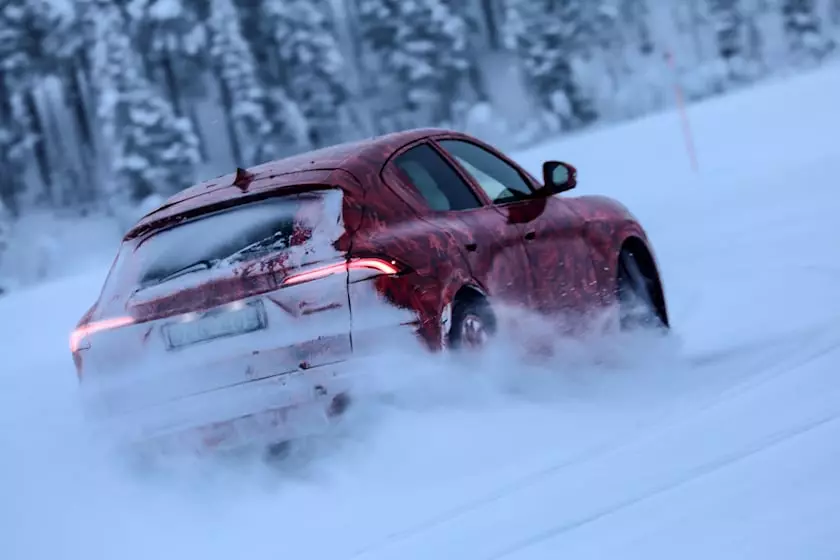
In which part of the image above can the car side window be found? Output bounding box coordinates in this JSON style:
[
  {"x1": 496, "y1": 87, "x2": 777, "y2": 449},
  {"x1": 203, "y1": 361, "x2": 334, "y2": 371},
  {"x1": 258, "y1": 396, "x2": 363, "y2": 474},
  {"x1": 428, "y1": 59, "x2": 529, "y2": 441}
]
[
  {"x1": 392, "y1": 144, "x2": 483, "y2": 211},
  {"x1": 438, "y1": 140, "x2": 534, "y2": 204}
]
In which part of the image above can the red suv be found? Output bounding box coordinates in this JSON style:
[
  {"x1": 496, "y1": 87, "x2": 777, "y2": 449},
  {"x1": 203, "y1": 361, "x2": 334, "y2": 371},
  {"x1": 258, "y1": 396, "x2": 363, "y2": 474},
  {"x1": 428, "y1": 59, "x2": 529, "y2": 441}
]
[{"x1": 70, "y1": 128, "x2": 668, "y2": 455}]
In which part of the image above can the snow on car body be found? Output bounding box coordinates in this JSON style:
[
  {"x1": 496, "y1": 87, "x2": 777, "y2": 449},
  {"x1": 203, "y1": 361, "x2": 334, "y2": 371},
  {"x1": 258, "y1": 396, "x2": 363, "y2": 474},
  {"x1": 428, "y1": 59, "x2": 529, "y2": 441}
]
[{"x1": 70, "y1": 127, "x2": 669, "y2": 454}]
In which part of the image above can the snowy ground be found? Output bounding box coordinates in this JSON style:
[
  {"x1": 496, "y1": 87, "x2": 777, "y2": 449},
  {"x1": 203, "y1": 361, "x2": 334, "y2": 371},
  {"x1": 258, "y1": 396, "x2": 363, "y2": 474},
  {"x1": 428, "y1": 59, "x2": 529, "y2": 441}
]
[{"x1": 2, "y1": 63, "x2": 840, "y2": 560}]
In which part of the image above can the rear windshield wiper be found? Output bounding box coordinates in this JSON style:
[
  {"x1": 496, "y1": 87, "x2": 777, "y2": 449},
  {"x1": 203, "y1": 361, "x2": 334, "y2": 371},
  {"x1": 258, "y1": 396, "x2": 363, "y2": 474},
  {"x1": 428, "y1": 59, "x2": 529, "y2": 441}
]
[
  {"x1": 156, "y1": 259, "x2": 216, "y2": 284},
  {"x1": 224, "y1": 234, "x2": 290, "y2": 264}
]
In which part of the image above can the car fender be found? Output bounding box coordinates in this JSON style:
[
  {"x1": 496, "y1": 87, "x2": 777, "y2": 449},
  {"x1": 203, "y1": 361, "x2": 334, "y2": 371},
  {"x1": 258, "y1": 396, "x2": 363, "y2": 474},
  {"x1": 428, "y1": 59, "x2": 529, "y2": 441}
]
[
  {"x1": 580, "y1": 195, "x2": 665, "y2": 278},
  {"x1": 565, "y1": 195, "x2": 662, "y2": 303}
]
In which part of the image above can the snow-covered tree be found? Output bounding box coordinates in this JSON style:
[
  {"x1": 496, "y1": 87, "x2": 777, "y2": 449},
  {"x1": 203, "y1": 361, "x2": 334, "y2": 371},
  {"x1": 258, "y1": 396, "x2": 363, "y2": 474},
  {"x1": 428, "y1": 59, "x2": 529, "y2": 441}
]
[
  {"x1": 581, "y1": 1, "x2": 622, "y2": 56},
  {"x1": 0, "y1": 0, "x2": 74, "y2": 90},
  {"x1": 744, "y1": 3, "x2": 767, "y2": 73},
  {"x1": 708, "y1": 0, "x2": 743, "y2": 62},
  {"x1": 85, "y1": 0, "x2": 200, "y2": 208},
  {"x1": 0, "y1": 79, "x2": 27, "y2": 217},
  {"x1": 502, "y1": 0, "x2": 598, "y2": 128},
  {"x1": 257, "y1": 0, "x2": 350, "y2": 147},
  {"x1": 2, "y1": 0, "x2": 840, "y2": 235},
  {"x1": 584, "y1": 1, "x2": 626, "y2": 84},
  {"x1": 781, "y1": 0, "x2": 834, "y2": 62},
  {"x1": 0, "y1": 197, "x2": 9, "y2": 288},
  {"x1": 357, "y1": 0, "x2": 474, "y2": 128},
  {"x1": 619, "y1": 0, "x2": 653, "y2": 55},
  {"x1": 707, "y1": 0, "x2": 753, "y2": 82},
  {"x1": 126, "y1": 0, "x2": 210, "y2": 161},
  {"x1": 0, "y1": 94, "x2": 26, "y2": 218},
  {"x1": 208, "y1": 0, "x2": 278, "y2": 166},
  {"x1": 127, "y1": 0, "x2": 208, "y2": 109},
  {"x1": 0, "y1": 0, "x2": 78, "y2": 207}
]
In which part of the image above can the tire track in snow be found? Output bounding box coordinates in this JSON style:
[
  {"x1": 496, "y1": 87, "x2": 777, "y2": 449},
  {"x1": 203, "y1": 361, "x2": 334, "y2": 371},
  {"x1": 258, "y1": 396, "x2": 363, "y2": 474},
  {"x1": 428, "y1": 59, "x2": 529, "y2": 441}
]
[
  {"x1": 487, "y1": 372, "x2": 840, "y2": 559},
  {"x1": 346, "y1": 325, "x2": 840, "y2": 560},
  {"x1": 687, "y1": 321, "x2": 840, "y2": 408}
]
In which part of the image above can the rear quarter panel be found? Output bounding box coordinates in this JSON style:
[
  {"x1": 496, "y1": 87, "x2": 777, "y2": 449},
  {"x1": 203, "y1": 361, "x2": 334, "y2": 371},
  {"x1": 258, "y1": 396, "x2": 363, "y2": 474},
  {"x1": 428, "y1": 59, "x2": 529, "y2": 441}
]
[{"x1": 344, "y1": 166, "x2": 474, "y2": 352}]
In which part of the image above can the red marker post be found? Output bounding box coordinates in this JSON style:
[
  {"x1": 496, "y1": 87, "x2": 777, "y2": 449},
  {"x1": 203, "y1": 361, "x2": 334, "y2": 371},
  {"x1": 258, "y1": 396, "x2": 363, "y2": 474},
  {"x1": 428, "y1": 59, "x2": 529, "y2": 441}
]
[{"x1": 665, "y1": 50, "x2": 699, "y2": 173}]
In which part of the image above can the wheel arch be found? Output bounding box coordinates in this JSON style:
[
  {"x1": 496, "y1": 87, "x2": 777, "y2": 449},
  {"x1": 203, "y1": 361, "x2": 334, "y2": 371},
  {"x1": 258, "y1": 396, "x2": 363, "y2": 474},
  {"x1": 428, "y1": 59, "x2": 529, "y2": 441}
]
[
  {"x1": 618, "y1": 235, "x2": 670, "y2": 328},
  {"x1": 452, "y1": 283, "x2": 487, "y2": 303},
  {"x1": 441, "y1": 282, "x2": 493, "y2": 347},
  {"x1": 445, "y1": 283, "x2": 498, "y2": 349}
]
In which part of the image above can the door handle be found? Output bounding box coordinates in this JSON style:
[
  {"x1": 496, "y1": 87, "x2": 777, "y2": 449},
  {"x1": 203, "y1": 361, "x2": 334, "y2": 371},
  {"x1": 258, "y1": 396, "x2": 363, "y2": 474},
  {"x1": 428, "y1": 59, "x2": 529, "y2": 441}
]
[
  {"x1": 465, "y1": 242, "x2": 478, "y2": 252},
  {"x1": 524, "y1": 230, "x2": 536, "y2": 241}
]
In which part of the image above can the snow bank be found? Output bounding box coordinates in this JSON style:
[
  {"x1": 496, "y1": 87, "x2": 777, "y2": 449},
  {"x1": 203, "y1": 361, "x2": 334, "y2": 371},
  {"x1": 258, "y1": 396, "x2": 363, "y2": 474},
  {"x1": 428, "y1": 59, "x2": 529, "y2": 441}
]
[{"x1": 0, "y1": 210, "x2": 122, "y2": 293}]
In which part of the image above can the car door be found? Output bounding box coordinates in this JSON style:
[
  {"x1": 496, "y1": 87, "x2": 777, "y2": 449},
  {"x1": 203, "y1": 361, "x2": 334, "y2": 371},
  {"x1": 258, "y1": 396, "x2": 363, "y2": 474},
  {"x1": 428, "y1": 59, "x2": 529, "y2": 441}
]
[
  {"x1": 434, "y1": 137, "x2": 598, "y2": 319},
  {"x1": 382, "y1": 141, "x2": 535, "y2": 310}
]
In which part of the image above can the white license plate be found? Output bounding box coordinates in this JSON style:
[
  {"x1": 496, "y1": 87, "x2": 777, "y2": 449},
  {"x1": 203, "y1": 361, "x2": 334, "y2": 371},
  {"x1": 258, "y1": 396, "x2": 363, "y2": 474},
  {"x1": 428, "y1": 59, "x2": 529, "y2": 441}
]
[{"x1": 164, "y1": 301, "x2": 266, "y2": 350}]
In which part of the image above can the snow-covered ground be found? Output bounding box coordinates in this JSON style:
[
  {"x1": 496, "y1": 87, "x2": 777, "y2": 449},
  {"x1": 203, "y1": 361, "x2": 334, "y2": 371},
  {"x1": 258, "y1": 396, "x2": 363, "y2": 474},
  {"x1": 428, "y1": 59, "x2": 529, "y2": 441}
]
[{"x1": 2, "y1": 63, "x2": 840, "y2": 560}]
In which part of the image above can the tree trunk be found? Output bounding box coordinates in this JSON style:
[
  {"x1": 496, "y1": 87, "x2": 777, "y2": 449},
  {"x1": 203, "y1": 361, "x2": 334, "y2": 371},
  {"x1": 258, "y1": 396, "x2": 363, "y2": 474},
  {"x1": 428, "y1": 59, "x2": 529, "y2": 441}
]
[
  {"x1": 160, "y1": 52, "x2": 208, "y2": 161},
  {"x1": 217, "y1": 75, "x2": 243, "y2": 166},
  {"x1": 67, "y1": 58, "x2": 94, "y2": 152},
  {"x1": 160, "y1": 52, "x2": 183, "y2": 116},
  {"x1": 0, "y1": 75, "x2": 22, "y2": 217},
  {"x1": 23, "y1": 91, "x2": 51, "y2": 202},
  {"x1": 480, "y1": 0, "x2": 502, "y2": 50}
]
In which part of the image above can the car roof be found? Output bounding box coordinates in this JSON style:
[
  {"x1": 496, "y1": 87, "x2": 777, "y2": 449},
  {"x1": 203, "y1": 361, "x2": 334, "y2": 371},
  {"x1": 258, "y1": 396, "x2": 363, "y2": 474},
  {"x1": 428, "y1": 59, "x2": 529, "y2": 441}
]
[{"x1": 126, "y1": 127, "x2": 454, "y2": 240}]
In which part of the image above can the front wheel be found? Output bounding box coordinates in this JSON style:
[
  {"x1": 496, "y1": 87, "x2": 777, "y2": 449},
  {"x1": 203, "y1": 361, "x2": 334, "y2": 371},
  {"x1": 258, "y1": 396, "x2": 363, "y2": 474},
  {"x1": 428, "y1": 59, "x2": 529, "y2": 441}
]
[{"x1": 616, "y1": 249, "x2": 668, "y2": 331}]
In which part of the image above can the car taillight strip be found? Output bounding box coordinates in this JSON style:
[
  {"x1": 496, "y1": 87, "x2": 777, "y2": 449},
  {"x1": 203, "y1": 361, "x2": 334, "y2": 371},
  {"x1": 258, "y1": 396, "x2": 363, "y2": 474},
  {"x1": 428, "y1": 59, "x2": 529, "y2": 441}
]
[
  {"x1": 283, "y1": 258, "x2": 400, "y2": 286},
  {"x1": 70, "y1": 316, "x2": 135, "y2": 352},
  {"x1": 68, "y1": 259, "x2": 399, "y2": 350}
]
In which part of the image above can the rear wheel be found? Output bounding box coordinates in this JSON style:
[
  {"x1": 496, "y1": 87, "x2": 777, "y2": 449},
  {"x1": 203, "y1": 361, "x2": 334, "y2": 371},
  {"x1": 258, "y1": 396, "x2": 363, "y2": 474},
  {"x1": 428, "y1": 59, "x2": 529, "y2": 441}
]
[
  {"x1": 616, "y1": 249, "x2": 668, "y2": 331},
  {"x1": 448, "y1": 295, "x2": 496, "y2": 351}
]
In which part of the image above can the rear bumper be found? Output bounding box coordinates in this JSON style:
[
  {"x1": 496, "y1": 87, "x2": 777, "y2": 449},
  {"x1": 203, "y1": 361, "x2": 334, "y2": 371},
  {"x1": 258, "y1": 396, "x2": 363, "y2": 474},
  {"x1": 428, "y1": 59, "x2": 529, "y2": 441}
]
[
  {"x1": 79, "y1": 314, "x2": 431, "y2": 455},
  {"x1": 82, "y1": 362, "x2": 355, "y2": 455}
]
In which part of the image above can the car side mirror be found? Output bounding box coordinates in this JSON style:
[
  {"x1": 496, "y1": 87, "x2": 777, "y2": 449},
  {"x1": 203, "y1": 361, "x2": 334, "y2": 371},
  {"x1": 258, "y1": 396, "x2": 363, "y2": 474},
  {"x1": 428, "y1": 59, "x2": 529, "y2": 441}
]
[{"x1": 541, "y1": 161, "x2": 577, "y2": 194}]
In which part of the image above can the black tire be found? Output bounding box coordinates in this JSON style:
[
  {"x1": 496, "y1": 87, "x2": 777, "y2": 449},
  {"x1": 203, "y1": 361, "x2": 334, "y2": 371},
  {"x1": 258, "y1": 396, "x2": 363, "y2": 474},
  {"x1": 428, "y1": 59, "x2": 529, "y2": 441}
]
[
  {"x1": 616, "y1": 249, "x2": 668, "y2": 331},
  {"x1": 448, "y1": 295, "x2": 497, "y2": 350},
  {"x1": 264, "y1": 440, "x2": 293, "y2": 461}
]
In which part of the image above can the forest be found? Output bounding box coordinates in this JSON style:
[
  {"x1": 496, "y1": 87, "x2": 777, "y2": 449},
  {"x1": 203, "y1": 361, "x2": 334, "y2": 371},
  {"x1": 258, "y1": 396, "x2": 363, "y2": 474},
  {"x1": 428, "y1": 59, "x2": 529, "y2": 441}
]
[{"x1": 0, "y1": 0, "x2": 838, "y2": 287}]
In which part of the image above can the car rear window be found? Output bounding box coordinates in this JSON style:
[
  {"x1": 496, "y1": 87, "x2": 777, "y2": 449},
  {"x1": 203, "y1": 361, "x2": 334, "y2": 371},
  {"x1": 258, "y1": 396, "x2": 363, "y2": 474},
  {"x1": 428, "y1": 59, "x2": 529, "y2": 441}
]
[{"x1": 119, "y1": 189, "x2": 344, "y2": 290}]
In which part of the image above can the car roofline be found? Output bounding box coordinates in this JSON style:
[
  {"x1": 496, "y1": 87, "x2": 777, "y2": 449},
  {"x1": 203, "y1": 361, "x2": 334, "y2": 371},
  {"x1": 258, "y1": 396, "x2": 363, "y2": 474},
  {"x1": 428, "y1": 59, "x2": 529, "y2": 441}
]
[
  {"x1": 124, "y1": 179, "x2": 343, "y2": 242},
  {"x1": 125, "y1": 127, "x2": 459, "y2": 240}
]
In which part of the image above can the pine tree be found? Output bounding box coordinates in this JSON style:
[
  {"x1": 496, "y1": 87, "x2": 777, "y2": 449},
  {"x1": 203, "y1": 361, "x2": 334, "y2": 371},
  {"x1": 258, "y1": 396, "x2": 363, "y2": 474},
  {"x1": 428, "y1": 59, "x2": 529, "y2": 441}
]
[
  {"x1": 585, "y1": 0, "x2": 626, "y2": 88},
  {"x1": 0, "y1": 196, "x2": 9, "y2": 292},
  {"x1": 85, "y1": 0, "x2": 200, "y2": 208},
  {"x1": 258, "y1": 0, "x2": 350, "y2": 147},
  {"x1": 0, "y1": 196, "x2": 8, "y2": 241},
  {"x1": 127, "y1": 0, "x2": 210, "y2": 157},
  {"x1": 781, "y1": 0, "x2": 833, "y2": 62},
  {"x1": 0, "y1": 92, "x2": 26, "y2": 218},
  {"x1": 0, "y1": 0, "x2": 76, "y2": 208},
  {"x1": 707, "y1": 0, "x2": 750, "y2": 82},
  {"x1": 128, "y1": 0, "x2": 208, "y2": 109},
  {"x1": 582, "y1": 1, "x2": 621, "y2": 55},
  {"x1": 827, "y1": 0, "x2": 840, "y2": 43},
  {"x1": 0, "y1": 76, "x2": 27, "y2": 219},
  {"x1": 357, "y1": 0, "x2": 474, "y2": 127},
  {"x1": 744, "y1": 3, "x2": 766, "y2": 74},
  {"x1": 207, "y1": 0, "x2": 278, "y2": 166},
  {"x1": 0, "y1": 0, "x2": 73, "y2": 90},
  {"x1": 619, "y1": 0, "x2": 653, "y2": 55},
  {"x1": 502, "y1": 0, "x2": 598, "y2": 128}
]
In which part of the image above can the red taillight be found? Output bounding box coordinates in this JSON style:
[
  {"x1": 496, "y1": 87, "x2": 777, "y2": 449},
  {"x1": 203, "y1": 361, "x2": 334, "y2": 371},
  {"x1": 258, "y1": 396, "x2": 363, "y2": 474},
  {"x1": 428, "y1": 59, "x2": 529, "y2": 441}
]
[
  {"x1": 283, "y1": 257, "x2": 401, "y2": 287},
  {"x1": 70, "y1": 316, "x2": 135, "y2": 353}
]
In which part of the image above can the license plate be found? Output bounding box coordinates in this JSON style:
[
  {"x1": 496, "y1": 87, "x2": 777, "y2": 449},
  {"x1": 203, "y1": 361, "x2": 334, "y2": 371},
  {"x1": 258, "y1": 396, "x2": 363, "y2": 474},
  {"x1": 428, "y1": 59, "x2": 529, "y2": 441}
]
[{"x1": 163, "y1": 301, "x2": 267, "y2": 350}]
